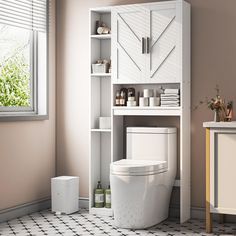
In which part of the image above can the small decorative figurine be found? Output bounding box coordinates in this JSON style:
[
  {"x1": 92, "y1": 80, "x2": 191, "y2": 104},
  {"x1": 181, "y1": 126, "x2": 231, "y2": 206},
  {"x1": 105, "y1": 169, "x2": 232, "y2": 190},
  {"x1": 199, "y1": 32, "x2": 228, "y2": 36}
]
[
  {"x1": 225, "y1": 101, "x2": 233, "y2": 122},
  {"x1": 96, "y1": 22, "x2": 111, "y2": 35}
]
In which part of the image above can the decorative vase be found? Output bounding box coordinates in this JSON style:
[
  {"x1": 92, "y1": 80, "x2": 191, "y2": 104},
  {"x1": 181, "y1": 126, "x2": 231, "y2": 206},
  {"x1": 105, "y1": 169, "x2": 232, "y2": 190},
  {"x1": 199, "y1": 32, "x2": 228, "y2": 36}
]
[{"x1": 214, "y1": 110, "x2": 220, "y2": 122}]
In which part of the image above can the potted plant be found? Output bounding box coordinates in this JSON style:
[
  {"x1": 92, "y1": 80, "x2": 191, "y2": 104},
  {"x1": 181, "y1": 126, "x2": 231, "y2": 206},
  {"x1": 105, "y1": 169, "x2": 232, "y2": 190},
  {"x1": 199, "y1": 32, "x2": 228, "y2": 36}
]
[{"x1": 194, "y1": 85, "x2": 232, "y2": 122}]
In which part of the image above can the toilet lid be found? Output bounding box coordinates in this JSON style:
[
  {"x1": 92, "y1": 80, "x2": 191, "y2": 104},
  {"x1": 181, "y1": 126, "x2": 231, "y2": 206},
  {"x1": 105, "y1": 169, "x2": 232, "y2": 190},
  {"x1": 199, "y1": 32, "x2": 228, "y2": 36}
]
[{"x1": 110, "y1": 159, "x2": 167, "y2": 176}]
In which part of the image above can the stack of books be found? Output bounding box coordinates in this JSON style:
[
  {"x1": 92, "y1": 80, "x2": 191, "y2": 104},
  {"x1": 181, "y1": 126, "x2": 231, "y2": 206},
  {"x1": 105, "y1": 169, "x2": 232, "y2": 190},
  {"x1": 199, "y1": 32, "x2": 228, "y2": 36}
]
[{"x1": 160, "y1": 89, "x2": 180, "y2": 107}]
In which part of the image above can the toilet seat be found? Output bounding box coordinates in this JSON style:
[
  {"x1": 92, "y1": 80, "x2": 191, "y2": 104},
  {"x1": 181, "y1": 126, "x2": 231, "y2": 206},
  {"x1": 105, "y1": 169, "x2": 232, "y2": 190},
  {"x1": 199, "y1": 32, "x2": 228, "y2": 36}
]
[{"x1": 110, "y1": 159, "x2": 167, "y2": 176}]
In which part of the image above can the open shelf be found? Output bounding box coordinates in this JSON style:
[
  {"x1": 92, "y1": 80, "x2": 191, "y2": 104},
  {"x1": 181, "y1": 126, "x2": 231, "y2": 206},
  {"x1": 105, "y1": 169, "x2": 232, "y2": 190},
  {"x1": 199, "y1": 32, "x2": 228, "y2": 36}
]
[
  {"x1": 90, "y1": 207, "x2": 113, "y2": 216},
  {"x1": 91, "y1": 128, "x2": 111, "y2": 132},
  {"x1": 91, "y1": 73, "x2": 111, "y2": 77},
  {"x1": 91, "y1": 34, "x2": 111, "y2": 39},
  {"x1": 113, "y1": 106, "x2": 181, "y2": 116},
  {"x1": 90, "y1": 7, "x2": 113, "y2": 218}
]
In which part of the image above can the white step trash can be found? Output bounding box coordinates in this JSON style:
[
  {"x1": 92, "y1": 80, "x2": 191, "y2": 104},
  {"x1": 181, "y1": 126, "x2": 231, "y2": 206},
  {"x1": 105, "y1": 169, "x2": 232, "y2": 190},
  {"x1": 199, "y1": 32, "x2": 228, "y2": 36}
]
[{"x1": 51, "y1": 176, "x2": 79, "y2": 214}]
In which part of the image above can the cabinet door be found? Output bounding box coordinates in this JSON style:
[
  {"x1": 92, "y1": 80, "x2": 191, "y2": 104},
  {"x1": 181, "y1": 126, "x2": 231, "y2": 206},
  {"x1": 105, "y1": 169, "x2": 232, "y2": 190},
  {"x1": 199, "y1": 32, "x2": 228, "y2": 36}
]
[
  {"x1": 146, "y1": 3, "x2": 180, "y2": 83},
  {"x1": 112, "y1": 6, "x2": 147, "y2": 83},
  {"x1": 210, "y1": 130, "x2": 236, "y2": 214}
]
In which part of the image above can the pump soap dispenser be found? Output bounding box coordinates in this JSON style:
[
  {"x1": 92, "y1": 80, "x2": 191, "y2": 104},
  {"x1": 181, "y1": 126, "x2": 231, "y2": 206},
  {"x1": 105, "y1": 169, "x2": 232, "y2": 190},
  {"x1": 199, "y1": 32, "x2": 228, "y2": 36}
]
[{"x1": 94, "y1": 181, "x2": 104, "y2": 208}]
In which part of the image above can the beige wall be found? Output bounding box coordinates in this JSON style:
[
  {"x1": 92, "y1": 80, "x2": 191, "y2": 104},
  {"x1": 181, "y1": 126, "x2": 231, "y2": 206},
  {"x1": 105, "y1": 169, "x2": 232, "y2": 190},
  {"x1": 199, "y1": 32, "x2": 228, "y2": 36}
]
[
  {"x1": 0, "y1": 0, "x2": 56, "y2": 210},
  {"x1": 56, "y1": 0, "x2": 236, "y2": 208}
]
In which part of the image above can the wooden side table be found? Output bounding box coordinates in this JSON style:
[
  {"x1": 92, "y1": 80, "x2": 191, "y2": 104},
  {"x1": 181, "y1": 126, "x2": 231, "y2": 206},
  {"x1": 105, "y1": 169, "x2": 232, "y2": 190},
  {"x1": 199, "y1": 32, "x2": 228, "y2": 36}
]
[{"x1": 203, "y1": 121, "x2": 236, "y2": 233}]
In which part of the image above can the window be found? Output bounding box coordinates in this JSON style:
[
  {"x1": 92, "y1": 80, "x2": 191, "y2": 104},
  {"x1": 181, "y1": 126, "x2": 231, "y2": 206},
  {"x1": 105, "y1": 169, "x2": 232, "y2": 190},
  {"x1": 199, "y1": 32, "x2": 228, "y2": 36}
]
[{"x1": 0, "y1": 0, "x2": 48, "y2": 119}]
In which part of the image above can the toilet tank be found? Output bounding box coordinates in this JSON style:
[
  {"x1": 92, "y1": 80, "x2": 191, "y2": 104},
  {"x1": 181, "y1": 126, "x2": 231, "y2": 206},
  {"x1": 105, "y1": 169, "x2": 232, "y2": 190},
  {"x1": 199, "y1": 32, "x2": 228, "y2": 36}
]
[{"x1": 126, "y1": 127, "x2": 177, "y2": 162}]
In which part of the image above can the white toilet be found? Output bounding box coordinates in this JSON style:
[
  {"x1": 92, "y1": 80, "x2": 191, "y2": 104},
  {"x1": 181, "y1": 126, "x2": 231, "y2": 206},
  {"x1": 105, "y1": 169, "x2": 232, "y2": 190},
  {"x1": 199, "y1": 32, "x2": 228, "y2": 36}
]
[{"x1": 110, "y1": 127, "x2": 177, "y2": 229}]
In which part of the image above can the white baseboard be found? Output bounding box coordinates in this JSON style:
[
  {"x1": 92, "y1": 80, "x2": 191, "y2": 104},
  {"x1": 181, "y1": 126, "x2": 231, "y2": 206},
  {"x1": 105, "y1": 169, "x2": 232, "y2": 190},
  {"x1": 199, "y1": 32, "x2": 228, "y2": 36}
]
[
  {"x1": 0, "y1": 198, "x2": 51, "y2": 223},
  {"x1": 0, "y1": 197, "x2": 89, "y2": 223},
  {"x1": 169, "y1": 204, "x2": 236, "y2": 222},
  {"x1": 79, "y1": 197, "x2": 89, "y2": 209},
  {"x1": 1, "y1": 199, "x2": 236, "y2": 223},
  {"x1": 169, "y1": 204, "x2": 205, "y2": 220}
]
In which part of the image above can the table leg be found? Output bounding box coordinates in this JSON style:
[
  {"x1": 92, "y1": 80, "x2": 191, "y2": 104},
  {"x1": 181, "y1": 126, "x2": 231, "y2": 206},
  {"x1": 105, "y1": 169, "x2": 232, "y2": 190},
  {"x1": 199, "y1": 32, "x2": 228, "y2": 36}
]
[
  {"x1": 206, "y1": 128, "x2": 212, "y2": 233},
  {"x1": 219, "y1": 214, "x2": 224, "y2": 224}
]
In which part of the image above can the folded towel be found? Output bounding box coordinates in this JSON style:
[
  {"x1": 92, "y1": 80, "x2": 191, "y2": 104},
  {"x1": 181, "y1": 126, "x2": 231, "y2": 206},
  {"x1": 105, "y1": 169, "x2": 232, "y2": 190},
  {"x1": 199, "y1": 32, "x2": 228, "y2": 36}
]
[
  {"x1": 161, "y1": 94, "x2": 180, "y2": 98},
  {"x1": 161, "y1": 104, "x2": 179, "y2": 107},
  {"x1": 161, "y1": 104, "x2": 180, "y2": 107},
  {"x1": 161, "y1": 103, "x2": 180, "y2": 106},
  {"x1": 164, "y1": 89, "x2": 179, "y2": 94},
  {"x1": 161, "y1": 98, "x2": 180, "y2": 102},
  {"x1": 161, "y1": 100, "x2": 179, "y2": 104}
]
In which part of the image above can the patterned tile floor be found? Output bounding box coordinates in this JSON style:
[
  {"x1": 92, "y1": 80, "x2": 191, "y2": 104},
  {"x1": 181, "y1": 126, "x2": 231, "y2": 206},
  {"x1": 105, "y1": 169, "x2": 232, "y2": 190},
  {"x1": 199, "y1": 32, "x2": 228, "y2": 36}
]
[{"x1": 0, "y1": 209, "x2": 235, "y2": 236}]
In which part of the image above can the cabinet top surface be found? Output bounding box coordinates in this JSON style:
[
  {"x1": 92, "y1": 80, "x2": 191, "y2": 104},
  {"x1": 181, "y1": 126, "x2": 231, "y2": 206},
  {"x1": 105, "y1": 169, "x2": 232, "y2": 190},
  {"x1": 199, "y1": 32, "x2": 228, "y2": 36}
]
[
  {"x1": 90, "y1": 0, "x2": 188, "y2": 12},
  {"x1": 203, "y1": 121, "x2": 236, "y2": 128}
]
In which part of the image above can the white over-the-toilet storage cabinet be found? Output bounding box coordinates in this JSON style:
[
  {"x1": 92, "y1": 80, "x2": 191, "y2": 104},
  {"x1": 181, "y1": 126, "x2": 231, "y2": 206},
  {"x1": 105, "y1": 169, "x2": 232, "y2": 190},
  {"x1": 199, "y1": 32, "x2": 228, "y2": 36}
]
[{"x1": 89, "y1": 0, "x2": 191, "y2": 223}]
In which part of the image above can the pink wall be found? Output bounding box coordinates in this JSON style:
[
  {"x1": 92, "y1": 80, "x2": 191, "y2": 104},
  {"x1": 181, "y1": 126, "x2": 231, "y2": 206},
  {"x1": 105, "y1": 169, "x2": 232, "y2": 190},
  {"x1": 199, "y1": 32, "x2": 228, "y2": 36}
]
[{"x1": 0, "y1": 0, "x2": 56, "y2": 210}]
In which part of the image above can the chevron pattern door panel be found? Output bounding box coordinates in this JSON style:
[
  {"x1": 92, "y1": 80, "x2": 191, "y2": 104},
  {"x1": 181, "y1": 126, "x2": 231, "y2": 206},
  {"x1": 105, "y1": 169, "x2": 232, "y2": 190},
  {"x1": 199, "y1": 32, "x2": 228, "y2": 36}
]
[
  {"x1": 147, "y1": 4, "x2": 179, "y2": 83},
  {"x1": 112, "y1": 6, "x2": 146, "y2": 83}
]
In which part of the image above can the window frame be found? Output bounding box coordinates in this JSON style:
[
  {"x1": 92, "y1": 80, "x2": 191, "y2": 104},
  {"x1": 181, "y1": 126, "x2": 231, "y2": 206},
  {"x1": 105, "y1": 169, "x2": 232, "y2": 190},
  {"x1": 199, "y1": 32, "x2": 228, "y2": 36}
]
[{"x1": 0, "y1": 1, "x2": 49, "y2": 121}]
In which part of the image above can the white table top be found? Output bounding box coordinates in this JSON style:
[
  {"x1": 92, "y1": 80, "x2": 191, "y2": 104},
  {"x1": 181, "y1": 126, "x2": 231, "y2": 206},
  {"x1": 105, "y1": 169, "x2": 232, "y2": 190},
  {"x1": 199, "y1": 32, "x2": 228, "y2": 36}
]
[{"x1": 203, "y1": 121, "x2": 236, "y2": 128}]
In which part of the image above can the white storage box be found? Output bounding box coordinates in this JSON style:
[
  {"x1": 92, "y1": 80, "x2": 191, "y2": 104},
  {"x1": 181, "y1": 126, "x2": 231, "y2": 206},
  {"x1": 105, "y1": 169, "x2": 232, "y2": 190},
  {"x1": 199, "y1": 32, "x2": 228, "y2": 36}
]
[
  {"x1": 99, "y1": 117, "x2": 111, "y2": 129},
  {"x1": 51, "y1": 176, "x2": 79, "y2": 214},
  {"x1": 92, "y1": 63, "x2": 109, "y2": 74}
]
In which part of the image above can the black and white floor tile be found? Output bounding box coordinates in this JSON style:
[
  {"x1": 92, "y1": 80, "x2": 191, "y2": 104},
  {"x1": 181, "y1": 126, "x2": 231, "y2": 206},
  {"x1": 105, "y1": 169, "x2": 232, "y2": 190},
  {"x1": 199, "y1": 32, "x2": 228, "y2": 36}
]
[{"x1": 0, "y1": 209, "x2": 235, "y2": 236}]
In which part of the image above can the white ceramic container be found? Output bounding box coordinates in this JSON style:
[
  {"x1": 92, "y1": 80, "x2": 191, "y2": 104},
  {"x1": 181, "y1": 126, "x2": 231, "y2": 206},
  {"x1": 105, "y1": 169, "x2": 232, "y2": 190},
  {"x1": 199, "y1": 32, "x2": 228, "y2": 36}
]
[{"x1": 99, "y1": 117, "x2": 111, "y2": 129}]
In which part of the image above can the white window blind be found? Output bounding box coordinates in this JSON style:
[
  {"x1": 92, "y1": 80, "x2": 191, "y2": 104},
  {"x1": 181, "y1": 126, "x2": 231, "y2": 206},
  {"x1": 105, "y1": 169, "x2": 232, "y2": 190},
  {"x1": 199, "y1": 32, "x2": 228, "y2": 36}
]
[{"x1": 0, "y1": 0, "x2": 47, "y2": 32}]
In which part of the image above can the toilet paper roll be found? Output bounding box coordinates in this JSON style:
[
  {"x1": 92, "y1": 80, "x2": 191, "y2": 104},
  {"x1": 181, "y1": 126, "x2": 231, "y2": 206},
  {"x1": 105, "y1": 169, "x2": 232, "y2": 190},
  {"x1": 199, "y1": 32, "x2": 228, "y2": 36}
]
[
  {"x1": 149, "y1": 97, "x2": 160, "y2": 106},
  {"x1": 139, "y1": 97, "x2": 149, "y2": 107},
  {"x1": 143, "y1": 89, "x2": 154, "y2": 98}
]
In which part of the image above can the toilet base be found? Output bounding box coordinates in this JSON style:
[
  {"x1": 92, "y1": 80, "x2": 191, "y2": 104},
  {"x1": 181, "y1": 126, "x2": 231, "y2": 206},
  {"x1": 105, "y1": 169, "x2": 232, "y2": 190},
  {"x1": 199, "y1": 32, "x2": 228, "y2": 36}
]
[
  {"x1": 111, "y1": 172, "x2": 174, "y2": 229},
  {"x1": 114, "y1": 212, "x2": 168, "y2": 229}
]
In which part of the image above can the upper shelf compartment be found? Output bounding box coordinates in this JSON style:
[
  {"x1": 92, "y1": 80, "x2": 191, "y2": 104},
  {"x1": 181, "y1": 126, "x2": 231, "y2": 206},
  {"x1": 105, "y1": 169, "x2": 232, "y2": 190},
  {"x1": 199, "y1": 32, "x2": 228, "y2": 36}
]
[
  {"x1": 90, "y1": 8, "x2": 111, "y2": 36},
  {"x1": 90, "y1": 9, "x2": 111, "y2": 75}
]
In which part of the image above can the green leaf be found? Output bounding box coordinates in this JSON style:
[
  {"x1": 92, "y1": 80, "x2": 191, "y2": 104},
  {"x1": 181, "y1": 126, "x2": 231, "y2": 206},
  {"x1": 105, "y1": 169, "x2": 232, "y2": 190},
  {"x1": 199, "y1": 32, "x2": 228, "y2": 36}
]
[{"x1": 0, "y1": 54, "x2": 30, "y2": 107}]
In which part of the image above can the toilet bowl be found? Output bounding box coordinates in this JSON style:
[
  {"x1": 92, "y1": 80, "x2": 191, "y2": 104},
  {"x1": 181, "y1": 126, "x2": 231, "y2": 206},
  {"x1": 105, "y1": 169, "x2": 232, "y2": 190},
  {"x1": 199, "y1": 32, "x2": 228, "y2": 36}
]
[{"x1": 110, "y1": 127, "x2": 177, "y2": 229}]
